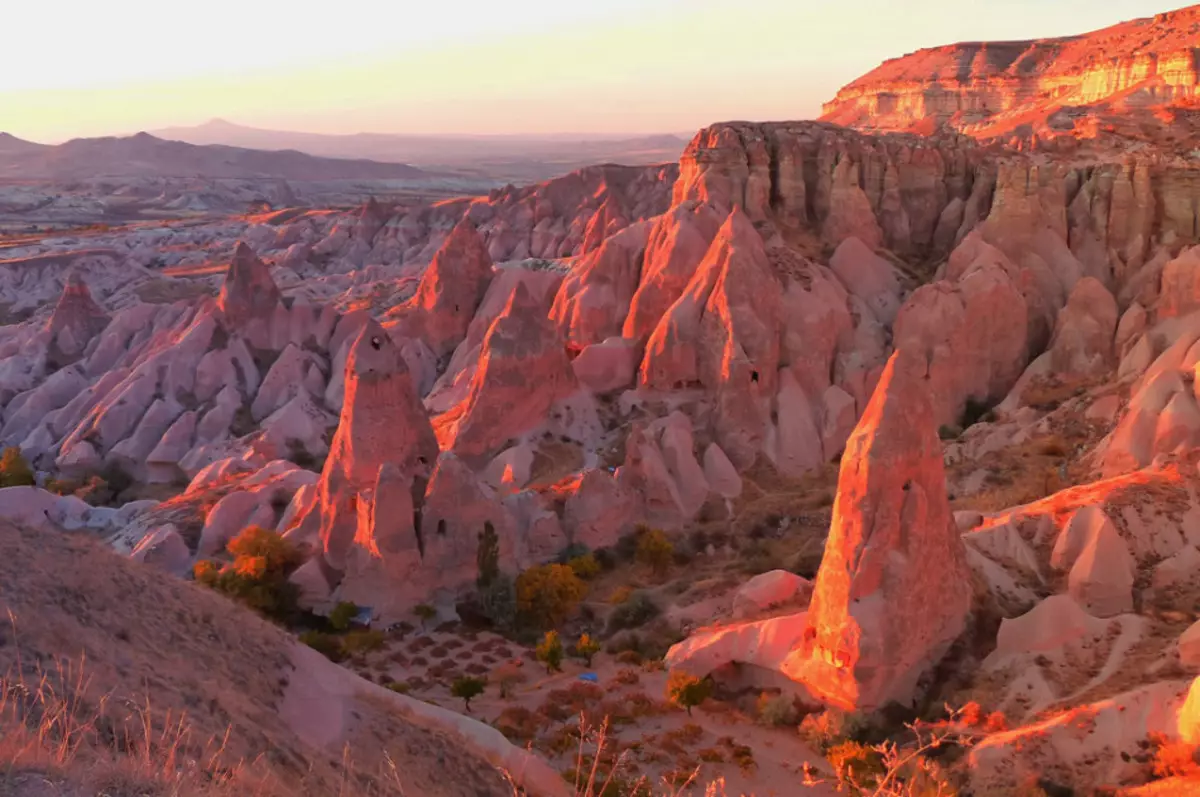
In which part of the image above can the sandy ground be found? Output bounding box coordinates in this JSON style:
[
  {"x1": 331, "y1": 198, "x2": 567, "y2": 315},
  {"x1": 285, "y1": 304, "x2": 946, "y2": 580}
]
[{"x1": 346, "y1": 621, "x2": 836, "y2": 796}]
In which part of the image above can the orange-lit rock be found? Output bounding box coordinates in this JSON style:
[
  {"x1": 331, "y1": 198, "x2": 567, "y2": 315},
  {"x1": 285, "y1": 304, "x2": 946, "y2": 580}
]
[
  {"x1": 387, "y1": 218, "x2": 494, "y2": 358},
  {"x1": 640, "y1": 209, "x2": 780, "y2": 467},
  {"x1": 785, "y1": 348, "x2": 973, "y2": 711},
  {"x1": 439, "y1": 282, "x2": 576, "y2": 464},
  {"x1": 298, "y1": 320, "x2": 438, "y2": 577}
]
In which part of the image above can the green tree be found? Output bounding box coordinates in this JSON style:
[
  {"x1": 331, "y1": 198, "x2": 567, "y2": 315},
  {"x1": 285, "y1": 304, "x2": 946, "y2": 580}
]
[
  {"x1": 0, "y1": 447, "x2": 35, "y2": 488},
  {"x1": 329, "y1": 601, "x2": 359, "y2": 632},
  {"x1": 572, "y1": 633, "x2": 601, "y2": 667},
  {"x1": 535, "y1": 630, "x2": 564, "y2": 674},
  {"x1": 414, "y1": 603, "x2": 437, "y2": 630},
  {"x1": 515, "y1": 564, "x2": 587, "y2": 629},
  {"x1": 666, "y1": 670, "x2": 712, "y2": 717},
  {"x1": 636, "y1": 527, "x2": 674, "y2": 579},
  {"x1": 476, "y1": 520, "x2": 500, "y2": 588},
  {"x1": 450, "y1": 676, "x2": 487, "y2": 713}
]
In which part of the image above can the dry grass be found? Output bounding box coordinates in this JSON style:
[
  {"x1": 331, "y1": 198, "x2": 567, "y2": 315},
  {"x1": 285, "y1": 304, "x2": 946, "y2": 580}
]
[{"x1": 0, "y1": 521, "x2": 512, "y2": 797}]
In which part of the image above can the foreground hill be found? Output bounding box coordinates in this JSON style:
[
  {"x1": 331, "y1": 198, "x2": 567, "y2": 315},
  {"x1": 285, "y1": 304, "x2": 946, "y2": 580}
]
[
  {"x1": 821, "y1": 4, "x2": 1200, "y2": 151},
  {"x1": 0, "y1": 521, "x2": 559, "y2": 796},
  {"x1": 0, "y1": 132, "x2": 435, "y2": 181}
]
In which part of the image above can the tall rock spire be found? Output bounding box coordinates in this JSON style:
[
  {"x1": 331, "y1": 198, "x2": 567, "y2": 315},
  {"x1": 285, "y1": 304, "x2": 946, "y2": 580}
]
[{"x1": 785, "y1": 347, "x2": 973, "y2": 711}]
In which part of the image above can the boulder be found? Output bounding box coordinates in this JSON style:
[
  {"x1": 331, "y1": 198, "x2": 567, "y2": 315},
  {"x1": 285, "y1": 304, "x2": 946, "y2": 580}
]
[{"x1": 733, "y1": 571, "x2": 813, "y2": 619}]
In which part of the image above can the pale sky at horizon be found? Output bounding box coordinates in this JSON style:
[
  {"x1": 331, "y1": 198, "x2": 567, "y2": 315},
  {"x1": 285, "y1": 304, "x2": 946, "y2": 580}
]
[{"x1": 2, "y1": 0, "x2": 1190, "y2": 143}]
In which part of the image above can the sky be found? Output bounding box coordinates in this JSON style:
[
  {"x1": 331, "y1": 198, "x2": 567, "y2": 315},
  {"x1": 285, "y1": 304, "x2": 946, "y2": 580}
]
[{"x1": 1, "y1": 0, "x2": 1189, "y2": 143}]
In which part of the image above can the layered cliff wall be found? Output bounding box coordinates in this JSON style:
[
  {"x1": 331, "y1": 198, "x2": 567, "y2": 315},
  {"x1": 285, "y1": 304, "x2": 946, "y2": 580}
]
[{"x1": 821, "y1": 6, "x2": 1200, "y2": 150}]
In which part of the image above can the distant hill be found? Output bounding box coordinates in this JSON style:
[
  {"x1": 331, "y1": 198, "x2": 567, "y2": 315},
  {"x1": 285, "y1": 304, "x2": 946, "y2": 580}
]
[
  {"x1": 0, "y1": 131, "x2": 434, "y2": 180},
  {"x1": 151, "y1": 119, "x2": 689, "y2": 181}
]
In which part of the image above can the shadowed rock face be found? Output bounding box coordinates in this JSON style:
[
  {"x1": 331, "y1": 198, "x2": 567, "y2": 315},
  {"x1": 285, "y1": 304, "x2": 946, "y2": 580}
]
[{"x1": 786, "y1": 348, "x2": 973, "y2": 711}]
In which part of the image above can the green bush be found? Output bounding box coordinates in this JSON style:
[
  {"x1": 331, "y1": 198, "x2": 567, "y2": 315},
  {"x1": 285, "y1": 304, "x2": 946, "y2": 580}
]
[
  {"x1": 606, "y1": 591, "x2": 660, "y2": 634},
  {"x1": 341, "y1": 630, "x2": 385, "y2": 657},
  {"x1": 479, "y1": 574, "x2": 517, "y2": 630},
  {"x1": 635, "y1": 527, "x2": 674, "y2": 578},
  {"x1": 300, "y1": 631, "x2": 345, "y2": 662},
  {"x1": 192, "y1": 526, "x2": 303, "y2": 622},
  {"x1": 515, "y1": 564, "x2": 586, "y2": 630},
  {"x1": 666, "y1": 671, "x2": 711, "y2": 716},
  {"x1": 476, "y1": 521, "x2": 500, "y2": 588},
  {"x1": 450, "y1": 676, "x2": 487, "y2": 712},
  {"x1": 0, "y1": 447, "x2": 35, "y2": 488},
  {"x1": 414, "y1": 603, "x2": 437, "y2": 629},
  {"x1": 535, "y1": 630, "x2": 564, "y2": 674},
  {"x1": 328, "y1": 601, "x2": 359, "y2": 632},
  {"x1": 567, "y1": 553, "x2": 600, "y2": 580},
  {"x1": 572, "y1": 633, "x2": 602, "y2": 667}
]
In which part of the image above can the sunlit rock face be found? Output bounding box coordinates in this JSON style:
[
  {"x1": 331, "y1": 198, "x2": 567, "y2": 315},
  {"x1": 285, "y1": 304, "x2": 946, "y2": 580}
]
[
  {"x1": 785, "y1": 348, "x2": 973, "y2": 711},
  {"x1": 820, "y1": 6, "x2": 1200, "y2": 152}
]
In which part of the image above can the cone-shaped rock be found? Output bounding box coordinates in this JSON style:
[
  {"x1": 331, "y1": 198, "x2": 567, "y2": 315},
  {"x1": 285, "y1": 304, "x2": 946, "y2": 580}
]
[
  {"x1": 313, "y1": 320, "x2": 439, "y2": 569},
  {"x1": 784, "y1": 348, "x2": 972, "y2": 711},
  {"x1": 441, "y1": 282, "x2": 575, "y2": 463},
  {"x1": 217, "y1": 242, "x2": 283, "y2": 328},
  {"x1": 46, "y1": 272, "x2": 110, "y2": 364},
  {"x1": 393, "y1": 218, "x2": 494, "y2": 358}
]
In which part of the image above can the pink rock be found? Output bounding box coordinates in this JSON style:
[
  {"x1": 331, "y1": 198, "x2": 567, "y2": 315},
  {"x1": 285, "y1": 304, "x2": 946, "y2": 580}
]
[
  {"x1": 1115, "y1": 302, "x2": 1148, "y2": 356},
  {"x1": 787, "y1": 348, "x2": 973, "y2": 711},
  {"x1": 1067, "y1": 516, "x2": 1135, "y2": 617},
  {"x1": 551, "y1": 221, "x2": 651, "y2": 349},
  {"x1": 572, "y1": 337, "x2": 638, "y2": 394},
  {"x1": 770, "y1": 368, "x2": 824, "y2": 477},
  {"x1": 1047, "y1": 276, "x2": 1118, "y2": 377},
  {"x1": 563, "y1": 469, "x2": 639, "y2": 551},
  {"x1": 1157, "y1": 246, "x2": 1200, "y2": 320},
  {"x1": 306, "y1": 320, "x2": 438, "y2": 571},
  {"x1": 820, "y1": 385, "x2": 858, "y2": 460},
  {"x1": 623, "y1": 202, "x2": 722, "y2": 342},
  {"x1": 703, "y1": 443, "x2": 742, "y2": 500},
  {"x1": 733, "y1": 570, "x2": 813, "y2": 619},
  {"x1": 1179, "y1": 621, "x2": 1200, "y2": 669},
  {"x1": 199, "y1": 491, "x2": 265, "y2": 558},
  {"x1": 829, "y1": 237, "x2": 902, "y2": 325},
  {"x1": 388, "y1": 218, "x2": 494, "y2": 358},
  {"x1": 45, "y1": 273, "x2": 110, "y2": 365},
  {"x1": 439, "y1": 283, "x2": 575, "y2": 464},
  {"x1": 641, "y1": 210, "x2": 780, "y2": 468},
  {"x1": 894, "y1": 258, "x2": 1029, "y2": 428},
  {"x1": 130, "y1": 524, "x2": 191, "y2": 575},
  {"x1": 217, "y1": 242, "x2": 283, "y2": 333},
  {"x1": 823, "y1": 157, "x2": 884, "y2": 250}
]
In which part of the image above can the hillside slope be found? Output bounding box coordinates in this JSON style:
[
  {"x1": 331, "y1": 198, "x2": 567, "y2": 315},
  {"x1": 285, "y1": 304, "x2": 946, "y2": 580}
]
[
  {"x1": 0, "y1": 521, "x2": 542, "y2": 797},
  {"x1": 821, "y1": 4, "x2": 1200, "y2": 150}
]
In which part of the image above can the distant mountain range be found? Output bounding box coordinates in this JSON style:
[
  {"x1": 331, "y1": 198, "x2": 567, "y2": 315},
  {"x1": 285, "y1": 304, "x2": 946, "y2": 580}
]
[
  {"x1": 0, "y1": 131, "x2": 434, "y2": 181},
  {"x1": 150, "y1": 119, "x2": 690, "y2": 181}
]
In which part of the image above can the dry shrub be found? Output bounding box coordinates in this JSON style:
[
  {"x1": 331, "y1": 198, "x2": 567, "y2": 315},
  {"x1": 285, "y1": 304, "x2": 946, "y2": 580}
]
[{"x1": 494, "y1": 706, "x2": 544, "y2": 743}]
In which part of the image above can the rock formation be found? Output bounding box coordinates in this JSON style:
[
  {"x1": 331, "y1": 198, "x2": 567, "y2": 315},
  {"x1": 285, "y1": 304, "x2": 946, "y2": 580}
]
[
  {"x1": 821, "y1": 6, "x2": 1200, "y2": 154},
  {"x1": 786, "y1": 348, "x2": 973, "y2": 711}
]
